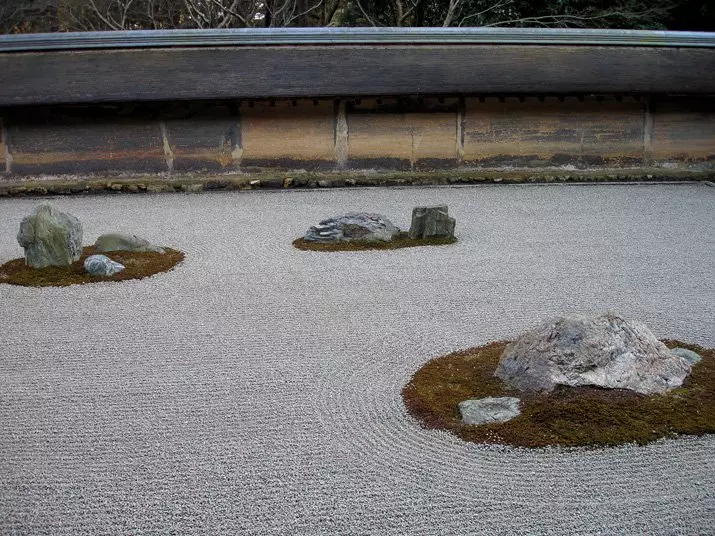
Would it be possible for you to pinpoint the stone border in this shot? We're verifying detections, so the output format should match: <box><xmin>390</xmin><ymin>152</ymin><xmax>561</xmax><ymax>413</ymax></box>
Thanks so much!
<box><xmin>0</xmin><ymin>169</ymin><xmax>712</xmax><ymax>197</ymax></box>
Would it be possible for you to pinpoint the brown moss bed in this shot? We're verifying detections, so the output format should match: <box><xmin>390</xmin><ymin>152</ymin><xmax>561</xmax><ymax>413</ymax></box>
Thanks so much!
<box><xmin>402</xmin><ymin>340</ymin><xmax>714</xmax><ymax>449</ymax></box>
<box><xmin>0</xmin><ymin>246</ymin><xmax>184</xmax><ymax>287</ymax></box>
<box><xmin>293</xmin><ymin>232</ymin><xmax>457</xmax><ymax>252</ymax></box>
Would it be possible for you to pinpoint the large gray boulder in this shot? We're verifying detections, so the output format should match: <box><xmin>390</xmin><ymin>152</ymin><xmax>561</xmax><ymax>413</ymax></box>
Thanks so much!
<box><xmin>17</xmin><ymin>204</ymin><xmax>83</xmax><ymax>268</ymax></box>
<box><xmin>459</xmin><ymin>397</ymin><xmax>521</xmax><ymax>425</ymax></box>
<box><xmin>408</xmin><ymin>205</ymin><xmax>456</xmax><ymax>240</ymax></box>
<box><xmin>303</xmin><ymin>213</ymin><xmax>400</xmax><ymax>243</ymax></box>
<box><xmin>94</xmin><ymin>233</ymin><xmax>165</xmax><ymax>254</ymax></box>
<box><xmin>84</xmin><ymin>254</ymin><xmax>125</xmax><ymax>277</ymax></box>
<box><xmin>495</xmin><ymin>312</ymin><xmax>691</xmax><ymax>395</ymax></box>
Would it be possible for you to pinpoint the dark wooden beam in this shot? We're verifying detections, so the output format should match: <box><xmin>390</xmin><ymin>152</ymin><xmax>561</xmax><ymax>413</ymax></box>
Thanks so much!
<box><xmin>1</xmin><ymin>45</ymin><xmax>714</xmax><ymax>106</ymax></box>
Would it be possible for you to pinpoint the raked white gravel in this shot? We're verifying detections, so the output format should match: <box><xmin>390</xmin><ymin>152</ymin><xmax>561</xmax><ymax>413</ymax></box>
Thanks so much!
<box><xmin>1</xmin><ymin>183</ymin><xmax>713</xmax><ymax>534</ymax></box>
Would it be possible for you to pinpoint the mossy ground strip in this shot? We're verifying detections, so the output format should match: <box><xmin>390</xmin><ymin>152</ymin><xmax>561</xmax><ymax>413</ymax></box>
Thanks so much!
<box><xmin>402</xmin><ymin>340</ymin><xmax>715</xmax><ymax>448</ymax></box>
<box><xmin>0</xmin><ymin>247</ymin><xmax>184</xmax><ymax>287</ymax></box>
<box><xmin>293</xmin><ymin>232</ymin><xmax>457</xmax><ymax>252</ymax></box>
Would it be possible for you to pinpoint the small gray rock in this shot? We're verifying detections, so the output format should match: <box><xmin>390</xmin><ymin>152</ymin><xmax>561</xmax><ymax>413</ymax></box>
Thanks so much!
<box><xmin>670</xmin><ymin>347</ymin><xmax>702</xmax><ymax>365</ymax></box>
<box><xmin>304</xmin><ymin>213</ymin><xmax>400</xmax><ymax>243</ymax></box>
<box><xmin>84</xmin><ymin>254</ymin><xmax>125</xmax><ymax>277</ymax></box>
<box><xmin>94</xmin><ymin>233</ymin><xmax>164</xmax><ymax>254</ymax></box>
<box><xmin>17</xmin><ymin>204</ymin><xmax>83</xmax><ymax>268</ymax></box>
<box><xmin>458</xmin><ymin>397</ymin><xmax>521</xmax><ymax>425</ymax></box>
<box><xmin>408</xmin><ymin>205</ymin><xmax>456</xmax><ymax>240</ymax></box>
<box><xmin>495</xmin><ymin>312</ymin><xmax>691</xmax><ymax>395</ymax></box>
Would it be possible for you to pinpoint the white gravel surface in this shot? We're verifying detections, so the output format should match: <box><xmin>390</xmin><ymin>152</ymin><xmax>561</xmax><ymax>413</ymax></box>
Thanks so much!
<box><xmin>1</xmin><ymin>184</ymin><xmax>714</xmax><ymax>535</ymax></box>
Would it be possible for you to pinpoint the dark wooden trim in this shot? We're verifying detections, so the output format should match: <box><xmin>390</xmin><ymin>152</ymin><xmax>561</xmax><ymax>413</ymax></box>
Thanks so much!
<box><xmin>3</xmin><ymin>28</ymin><xmax>715</xmax><ymax>52</ymax></box>
<box><xmin>1</xmin><ymin>45</ymin><xmax>714</xmax><ymax>106</ymax></box>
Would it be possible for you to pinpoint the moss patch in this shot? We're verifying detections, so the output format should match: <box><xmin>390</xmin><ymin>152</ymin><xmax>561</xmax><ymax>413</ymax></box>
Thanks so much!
<box><xmin>293</xmin><ymin>232</ymin><xmax>457</xmax><ymax>252</ymax></box>
<box><xmin>0</xmin><ymin>246</ymin><xmax>184</xmax><ymax>287</ymax></box>
<box><xmin>402</xmin><ymin>340</ymin><xmax>714</xmax><ymax>448</ymax></box>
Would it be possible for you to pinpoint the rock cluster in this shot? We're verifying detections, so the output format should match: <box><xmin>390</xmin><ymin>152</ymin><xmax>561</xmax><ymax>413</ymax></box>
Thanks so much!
<box><xmin>303</xmin><ymin>206</ymin><xmax>458</xmax><ymax>245</ymax></box>
<box><xmin>303</xmin><ymin>213</ymin><xmax>400</xmax><ymax>243</ymax></box>
<box><xmin>17</xmin><ymin>204</ymin><xmax>83</xmax><ymax>268</ymax></box>
<box><xmin>94</xmin><ymin>233</ymin><xmax>165</xmax><ymax>254</ymax></box>
<box><xmin>15</xmin><ymin>204</ymin><xmax>165</xmax><ymax>278</ymax></box>
<box><xmin>459</xmin><ymin>397</ymin><xmax>521</xmax><ymax>425</ymax></box>
<box><xmin>84</xmin><ymin>255</ymin><xmax>125</xmax><ymax>277</ymax></box>
<box><xmin>495</xmin><ymin>312</ymin><xmax>691</xmax><ymax>395</ymax></box>
<box><xmin>408</xmin><ymin>205</ymin><xmax>456</xmax><ymax>240</ymax></box>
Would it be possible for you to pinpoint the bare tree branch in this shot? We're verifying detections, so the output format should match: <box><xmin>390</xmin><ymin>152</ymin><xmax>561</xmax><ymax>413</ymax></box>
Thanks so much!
<box><xmin>206</xmin><ymin>0</ymin><xmax>248</xmax><ymax>27</ymax></box>
<box><xmin>442</xmin><ymin>0</ymin><xmax>462</xmax><ymax>27</ymax></box>
<box><xmin>485</xmin><ymin>7</ymin><xmax>674</xmax><ymax>28</ymax></box>
<box><xmin>458</xmin><ymin>0</ymin><xmax>512</xmax><ymax>27</ymax></box>
<box><xmin>285</xmin><ymin>0</ymin><xmax>325</xmax><ymax>26</ymax></box>
<box><xmin>355</xmin><ymin>0</ymin><xmax>380</xmax><ymax>27</ymax></box>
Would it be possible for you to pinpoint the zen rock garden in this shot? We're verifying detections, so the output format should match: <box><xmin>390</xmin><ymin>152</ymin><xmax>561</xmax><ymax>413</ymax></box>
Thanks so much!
<box><xmin>0</xmin><ymin>204</ymin><xmax>183</xmax><ymax>287</ymax></box>
<box><xmin>294</xmin><ymin>205</ymin><xmax>457</xmax><ymax>251</ymax></box>
<box><xmin>403</xmin><ymin>311</ymin><xmax>713</xmax><ymax>447</ymax></box>
<box><xmin>5</xmin><ymin>202</ymin><xmax>712</xmax><ymax>449</ymax></box>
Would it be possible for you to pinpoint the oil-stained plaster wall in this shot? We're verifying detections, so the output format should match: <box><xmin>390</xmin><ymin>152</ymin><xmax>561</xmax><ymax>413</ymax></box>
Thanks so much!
<box><xmin>1</xmin><ymin>96</ymin><xmax>713</xmax><ymax>176</ymax></box>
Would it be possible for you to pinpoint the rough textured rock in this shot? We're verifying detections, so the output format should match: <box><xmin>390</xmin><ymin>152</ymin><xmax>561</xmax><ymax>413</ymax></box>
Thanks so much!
<box><xmin>458</xmin><ymin>397</ymin><xmax>521</xmax><ymax>425</ymax></box>
<box><xmin>495</xmin><ymin>312</ymin><xmax>691</xmax><ymax>395</ymax></box>
<box><xmin>303</xmin><ymin>213</ymin><xmax>400</xmax><ymax>243</ymax></box>
<box><xmin>408</xmin><ymin>205</ymin><xmax>456</xmax><ymax>240</ymax></box>
<box><xmin>670</xmin><ymin>347</ymin><xmax>702</xmax><ymax>365</ymax></box>
<box><xmin>94</xmin><ymin>233</ymin><xmax>165</xmax><ymax>254</ymax></box>
<box><xmin>17</xmin><ymin>204</ymin><xmax>83</xmax><ymax>268</ymax></box>
<box><xmin>84</xmin><ymin>255</ymin><xmax>125</xmax><ymax>277</ymax></box>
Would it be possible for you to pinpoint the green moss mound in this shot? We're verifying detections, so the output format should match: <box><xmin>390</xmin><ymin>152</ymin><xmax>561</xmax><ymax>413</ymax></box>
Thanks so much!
<box><xmin>293</xmin><ymin>231</ymin><xmax>457</xmax><ymax>252</ymax></box>
<box><xmin>0</xmin><ymin>246</ymin><xmax>184</xmax><ymax>287</ymax></box>
<box><xmin>402</xmin><ymin>340</ymin><xmax>715</xmax><ymax>448</ymax></box>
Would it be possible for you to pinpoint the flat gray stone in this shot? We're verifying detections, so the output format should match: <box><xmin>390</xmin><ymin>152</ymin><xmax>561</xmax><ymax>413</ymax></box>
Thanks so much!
<box><xmin>670</xmin><ymin>347</ymin><xmax>702</xmax><ymax>365</ymax></box>
<box><xmin>303</xmin><ymin>213</ymin><xmax>400</xmax><ymax>243</ymax></box>
<box><xmin>17</xmin><ymin>204</ymin><xmax>83</xmax><ymax>268</ymax></box>
<box><xmin>458</xmin><ymin>397</ymin><xmax>521</xmax><ymax>425</ymax></box>
<box><xmin>94</xmin><ymin>233</ymin><xmax>164</xmax><ymax>254</ymax></box>
<box><xmin>495</xmin><ymin>312</ymin><xmax>691</xmax><ymax>395</ymax></box>
<box><xmin>408</xmin><ymin>205</ymin><xmax>456</xmax><ymax>240</ymax></box>
<box><xmin>84</xmin><ymin>254</ymin><xmax>125</xmax><ymax>277</ymax></box>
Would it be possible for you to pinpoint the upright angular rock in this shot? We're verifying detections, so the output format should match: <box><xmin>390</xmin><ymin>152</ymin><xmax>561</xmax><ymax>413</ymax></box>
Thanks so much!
<box><xmin>17</xmin><ymin>204</ymin><xmax>83</xmax><ymax>268</ymax></box>
<box><xmin>94</xmin><ymin>233</ymin><xmax>165</xmax><ymax>254</ymax></box>
<box><xmin>495</xmin><ymin>312</ymin><xmax>691</xmax><ymax>395</ymax></box>
<box><xmin>408</xmin><ymin>205</ymin><xmax>456</xmax><ymax>240</ymax></box>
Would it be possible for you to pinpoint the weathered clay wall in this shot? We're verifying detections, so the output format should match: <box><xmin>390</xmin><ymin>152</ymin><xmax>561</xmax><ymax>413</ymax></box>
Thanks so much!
<box><xmin>463</xmin><ymin>98</ymin><xmax>645</xmax><ymax>167</ymax></box>
<box><xmin>1</xmin><ymin>95</ymin><xmax>713</xmax><ymax>176</ymax></box>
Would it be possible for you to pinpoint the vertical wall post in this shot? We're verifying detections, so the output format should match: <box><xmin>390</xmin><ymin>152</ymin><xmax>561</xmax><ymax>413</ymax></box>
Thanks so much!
<box><xmin>230</xmin><ymin>105</ymin><xmax>243</xmax><ymax>168</ymax></box>
<box><xmin>159</xmin><ymin>121</ymin><xmax>174</xmax><ymax>173</ymax></box>
<box><xmin>335</xmin><ymin>99</ymin><xmax>348</xmax><ymax>169</ymax></box>
<box><xmin>643</xmin><ymin>96</ymin><xmax>654</xmax><ymax>166</ymax></box>
<box><xmin>457</xmin><ymin>97</ymin><xmax>465</xmax><ymax>166</ymax></box>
